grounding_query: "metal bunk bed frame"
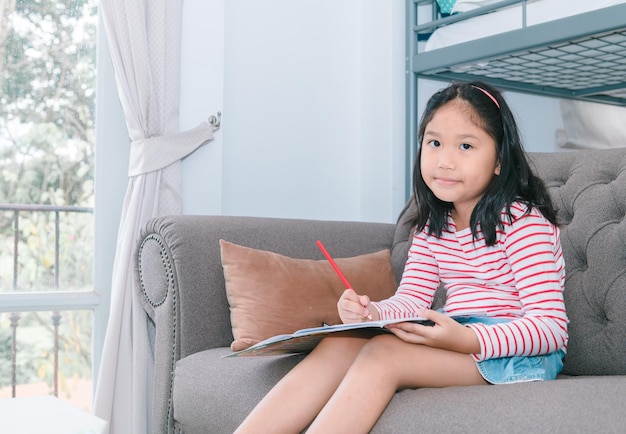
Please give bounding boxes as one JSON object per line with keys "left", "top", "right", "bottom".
{"left": 404, "top": 0, "right": 626, "bottom": 196}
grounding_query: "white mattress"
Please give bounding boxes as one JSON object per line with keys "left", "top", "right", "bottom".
{"left": 425, "top": 0, "right": 626, "bottom": 51}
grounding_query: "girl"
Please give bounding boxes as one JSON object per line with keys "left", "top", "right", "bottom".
{"left": 235, "top": 81, "right": 568, "bottom": 434}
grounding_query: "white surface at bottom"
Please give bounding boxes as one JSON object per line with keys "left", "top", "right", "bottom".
{"left": 0, "top": 396, "right": 107, "bottom": 434}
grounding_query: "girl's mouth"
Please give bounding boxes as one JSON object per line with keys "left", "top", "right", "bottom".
{"left": 434, "top": 177, "right": 459, "bottom": 186}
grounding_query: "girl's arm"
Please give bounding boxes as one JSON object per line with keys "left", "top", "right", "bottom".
{"left": 466, "top": 208, "right": 569, "bottom": 362}
{"left": 371, "top": 230, "right": 440, "bottom": 319}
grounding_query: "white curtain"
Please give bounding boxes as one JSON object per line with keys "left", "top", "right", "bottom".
{"left": 93, "top": 1, "right": 215, "bottom": 433}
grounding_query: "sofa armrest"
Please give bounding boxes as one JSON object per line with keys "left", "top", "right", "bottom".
{"left": 135, "top": 214, "right": 397, "bottom": 433}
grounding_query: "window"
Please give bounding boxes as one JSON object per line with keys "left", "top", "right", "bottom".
{"left": 0, "top": 0, "right": 99, "bottom": 412}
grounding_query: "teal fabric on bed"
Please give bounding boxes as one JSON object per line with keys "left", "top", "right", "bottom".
{"left": 437, "top": 0, "right": 457, "bottom": 14}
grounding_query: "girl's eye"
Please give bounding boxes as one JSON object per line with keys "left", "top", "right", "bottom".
{"left": 428, "top": 140, "right": 441, "bottom": 148}
{"left": 460, "top": 143, "right": 472, "bottom": 150}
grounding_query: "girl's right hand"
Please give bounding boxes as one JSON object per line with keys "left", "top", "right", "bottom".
{"left": 337, "top": 289, "right": 378, "bottom": 324}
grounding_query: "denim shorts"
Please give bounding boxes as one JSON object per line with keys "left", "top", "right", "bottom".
{"left": 455, "top": 316, "right": 565, "bottom": 385}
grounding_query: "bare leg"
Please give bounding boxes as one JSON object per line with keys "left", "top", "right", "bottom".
{"left": 234, "top": 332, "right": 374, "bottom": 434}
{"left": 306, "top": 333, "right": 487, "bottom": 434}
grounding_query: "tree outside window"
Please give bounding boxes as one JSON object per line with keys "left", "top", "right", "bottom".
{"left": 0, "top": 0, "right": 98, "bottom": 410}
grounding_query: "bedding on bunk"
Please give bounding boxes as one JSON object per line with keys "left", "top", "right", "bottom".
{"left": 435, "top": 0, "right": 458, "bottom": 15}
{"left": 450, "top": 0, "right": 512, "bottom": 14}
{"left": 557, "top": 100, "right": 626, "bottom": 150}
{"left": 425, "top": 0, "right": 626, "bottom": 51}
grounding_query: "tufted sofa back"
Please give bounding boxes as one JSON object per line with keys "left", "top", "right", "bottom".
{"left": 392, "top": 148, "right": 626, "bottom": 376}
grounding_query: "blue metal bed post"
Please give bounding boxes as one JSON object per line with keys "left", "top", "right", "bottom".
{"left": 406, "top": 0, "right": 440, "bottom": 200}
{"left": 405, "top": 0, "right": 417, "bottom": 201}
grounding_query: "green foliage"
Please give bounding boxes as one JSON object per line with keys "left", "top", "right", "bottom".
{"left": 1, "top": 0, "right": 96, "bottom": 207}
{"left": 1, "top": 0, "right": 96, "bottom": 289}
{"left": 0, "top": 310, "right": 92, "bottom": 390}
{"left": 0, "top": 0, "right": 98, "bottom": 398}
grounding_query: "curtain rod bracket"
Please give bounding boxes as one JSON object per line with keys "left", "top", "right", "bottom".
{"left": 208, "top": 111, "right": 222, "bottom": 130}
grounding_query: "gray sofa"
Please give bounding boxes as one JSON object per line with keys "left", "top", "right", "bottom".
{"left": 136, "top": 148, "right": 626, "bottom": 433}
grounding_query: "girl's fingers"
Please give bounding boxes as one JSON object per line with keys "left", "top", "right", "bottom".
{"left": 418, "top": 308, "right": 452, "bottom": 325}
{"left": 386, "top": 324, "right": 429, "bottom": 344}
{"left": 359, "top": 295, "right": 372, "bottom": 320}
{"left": 338, "top": 289, "right": 372, "bottom": 321}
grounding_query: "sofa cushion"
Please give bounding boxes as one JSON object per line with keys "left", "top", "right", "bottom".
{"left": 173, "top": 348, "right": 626, "bottom": 433}
{"left": 220, "top": 240, "right": 398, "bottom": 351}
{"left": 528, "top": 149, "right": 626, "bottom": 375}
{"left": 173, "top": 348, "right": 304, "bottom": 433}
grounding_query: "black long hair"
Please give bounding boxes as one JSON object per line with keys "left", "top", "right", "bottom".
{"left": 411, "top": 81, "right": 557, "bottom": 246}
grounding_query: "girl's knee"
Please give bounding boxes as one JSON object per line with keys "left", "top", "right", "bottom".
{"left": 311, "top": 333, "right": 370, "bottom": 363}
{"left": 349, "top": 335, "right": 409, "bottom": 387}
{"left": 357, "top": 334, "right": 429, "bottom": 368}
{"left": 358, "top": 334, "right": 401, "bottom": 360}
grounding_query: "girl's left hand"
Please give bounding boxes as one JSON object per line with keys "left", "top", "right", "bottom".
{"left": 386, "top": 309, "right": 480, "bottom": 354}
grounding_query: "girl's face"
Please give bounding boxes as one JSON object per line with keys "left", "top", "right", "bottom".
{"left": 420, "top": 100, "right": 501, "bottom": 218}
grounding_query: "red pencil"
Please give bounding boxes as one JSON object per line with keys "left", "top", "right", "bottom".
{"left": 316, "top": 240, "right": 352, "bottom": 288}
{"left": 316, "top": 240, "right": 372, "bottom": 321}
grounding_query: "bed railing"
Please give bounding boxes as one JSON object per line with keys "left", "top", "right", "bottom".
{"left": 414, "top": 0, "right": 528, "bottom": 38}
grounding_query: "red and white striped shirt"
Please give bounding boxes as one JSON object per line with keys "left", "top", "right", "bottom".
{"left": 373, "top": 202, "right": 568, "bottom": 362}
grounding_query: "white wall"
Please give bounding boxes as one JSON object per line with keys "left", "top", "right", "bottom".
{"left": 180, "top": 0, "right": 407, "bottom": 223}
{"left": 180, "top": 0, "right": 225, "bottom": 217}
{"left": 506, "top": 91, "right": 563, "bottom": 153}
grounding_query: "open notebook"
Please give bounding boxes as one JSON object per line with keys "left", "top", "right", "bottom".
{"left": 226, "top": 317, "right": 434, "bottom": 357}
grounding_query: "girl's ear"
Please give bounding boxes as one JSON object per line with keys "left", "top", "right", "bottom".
{"left": 494, "top": 162, "right": 501, "bottom": 176}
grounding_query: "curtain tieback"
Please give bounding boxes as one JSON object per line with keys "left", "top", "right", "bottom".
{"left": 128, "top": 122, "right": 215, "bottom": 177}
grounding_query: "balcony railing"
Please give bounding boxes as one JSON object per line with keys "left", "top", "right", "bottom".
{"left": 0, "top": 204, "right": 99, "bottom": 408}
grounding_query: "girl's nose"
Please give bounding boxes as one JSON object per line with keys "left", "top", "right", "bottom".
{"left": 437, "top": 148, "right": 454, "bottom": 169}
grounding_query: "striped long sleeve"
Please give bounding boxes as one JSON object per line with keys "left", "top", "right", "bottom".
{"left": 372, "top": 203, "right": 568, "bottom": 362}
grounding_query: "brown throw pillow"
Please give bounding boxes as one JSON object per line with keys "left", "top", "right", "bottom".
{"left": 219, "top": 240, "right": 398, "bottom": 352}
